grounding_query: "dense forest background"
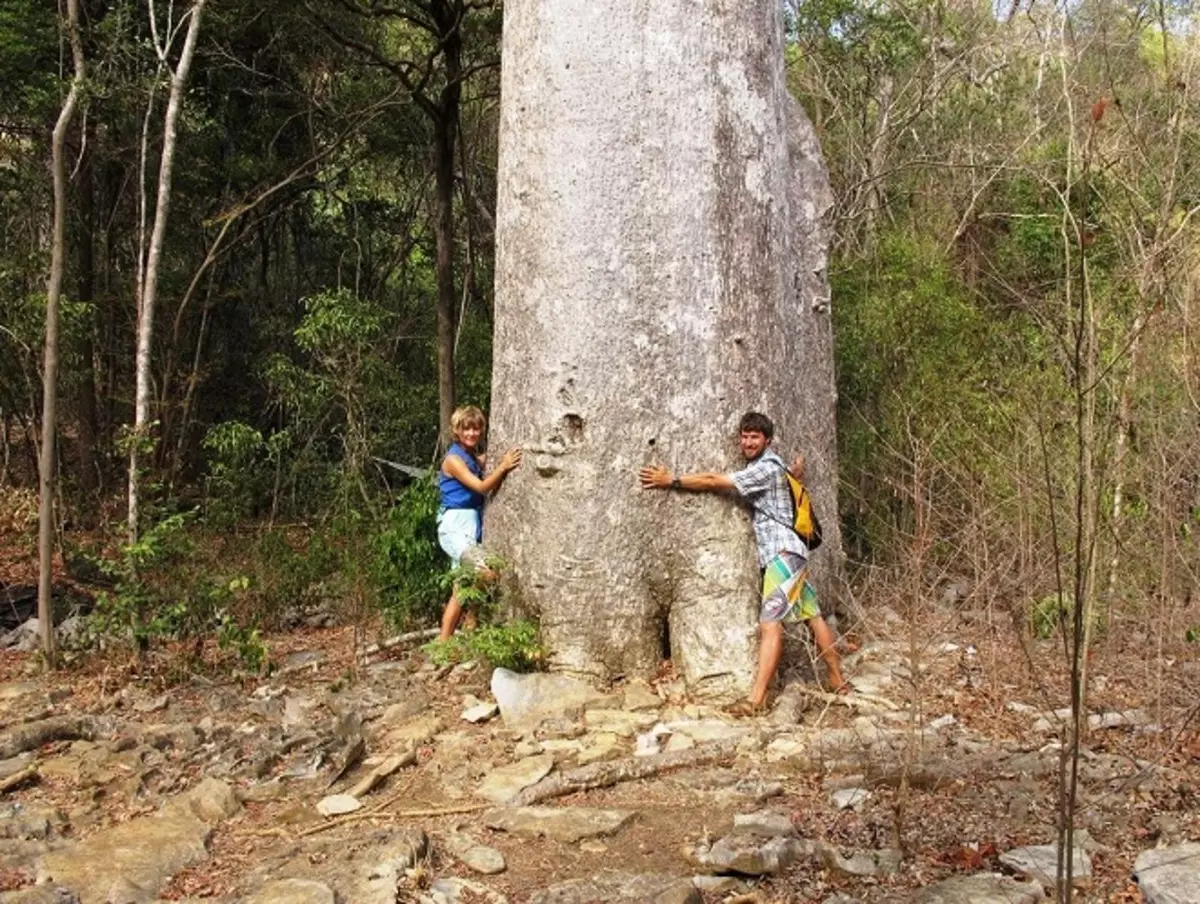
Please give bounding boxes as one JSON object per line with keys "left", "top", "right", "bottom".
{"left": 2, "top": 0, "right": 1197, "bottom": 663}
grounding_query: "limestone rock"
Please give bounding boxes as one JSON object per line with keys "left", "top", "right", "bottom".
{"left": 528, "top": 871, "right": 699, "bottom": 904}
{"left": 462, "top": 703, "right": 500, "bottom": 724}
{"left": 732, "top": 810, "right": 795, "bottom": 838}
{"left": 348, "top": 749, "right": 416, "bottom": 798}
{"left": 37, "top": 795, "right": 215, "bottom": 898}
{"left": 382, "top": 714, "right": 443, "bottom": 748}
{"left": 576, "top": 733, "right": 622, "bottom": 765}
{"left": 661, "top": 720, "right": 750, "bottom": 744}
{"left": 476, "top": 754, "right": 554, "bottom": 804}
{"left": 419, "top": 877, "right": 508, "bottom": 904}
{"left": 315, "top": 794, "right": 361, "bottom": 817}
{"left": 245, "top": 879, "right": 336, "bottom": 904}
{"left": 914, "top": 873, "right": 1045, "bottom": 904}
{"left": 0, "top": 887, "right": 81, "bottom": 903}
{"left": 490, "top": 669, "right": 609, "bottom": 733}
{"left": 999, "top": 844, "right": 1091, "bottom": 888}
{"left": 831, "top": 788, "right": 871, "bottom": 811}
{"left": 379, "top": 689, "right": 431, "bottom": 726}
{"left": 1134, "top": 842, "right": 1200, "bottom": 904}
{"left": 764, "top": 731, "right": 812, "bottom": 763}
{"left": 663, "top": 733, "right": 695, "bottom": 753}
{"left": 484, "top": 806, "right": 637, "bottom": 843}
{"left": 169, "top": 777, "right": 242, "bottom": 823}
{"left": 447, "top": 833, "right": 507, "bottom": 875}
{"left": 818, "top": 842, "right": 902, "bottom": 877}
{"left": 622, "top": 681, "right": 662, "bottom": 712}
{"left": 685, "top": 833, "right": 815, "bottom": 876}
{"left": 584, "top": 709, "right": 657, "bottom": 738}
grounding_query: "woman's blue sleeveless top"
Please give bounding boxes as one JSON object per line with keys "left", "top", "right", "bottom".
{"left": 438, "top": 443, "right": 484, "bottom": 511}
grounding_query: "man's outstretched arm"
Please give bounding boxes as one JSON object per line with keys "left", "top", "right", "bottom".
{"left": 639, "top": 465, "right": 735, "bottom": 493}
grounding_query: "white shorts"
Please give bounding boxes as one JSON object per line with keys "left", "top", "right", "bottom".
{"left": 437, "top": 508, "right": 484, "bottom": 568}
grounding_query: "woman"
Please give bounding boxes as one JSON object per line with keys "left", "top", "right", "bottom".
{"left": 437, "top": 405, "right": 521, "bottom": 640}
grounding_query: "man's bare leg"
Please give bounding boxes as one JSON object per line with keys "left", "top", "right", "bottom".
{"left": 439, "top": 591, "right": 463, "bottom": 642}
{"left": 808, "top": 615, "right": 847, "bottom": 691}
{"left": 749, "top": 620, "right": 785, "bottom": 707}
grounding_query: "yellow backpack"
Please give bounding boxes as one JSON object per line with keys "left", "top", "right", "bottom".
{"left": 784, "top": 471, "right": 823, "bottom": 551}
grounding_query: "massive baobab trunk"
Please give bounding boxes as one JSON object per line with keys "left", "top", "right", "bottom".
{"left": 487, "top": 1, "right": 838, "bottom": 698}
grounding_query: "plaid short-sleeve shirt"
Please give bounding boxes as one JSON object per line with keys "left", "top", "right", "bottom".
{"left": 729, "top": 448, "right": 808, "bottom": 567}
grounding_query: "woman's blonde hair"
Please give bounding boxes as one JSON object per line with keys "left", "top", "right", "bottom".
{"left": 451, "top": 405, "right": 486, "bottom": 439}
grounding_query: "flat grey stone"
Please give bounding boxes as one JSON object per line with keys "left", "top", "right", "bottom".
{"left": 36, "top": 780, "right": 239, "bottom": 898}
{"left": 462, "top": 703, "right": 500, "bottom": 724}
{"left": 999, "top": 843, "right": 1091, "bottom": 888}
{"left": 528, "top": 871, "right": 698, "bottom": 904}
{"left": 622, "top": 681, "right": 662, "bottom": 712}
{"left": 831, "top": 788, "right": 870, "bottom": 811}
{"left": 819, "top": 842, "right": 902, "bottom": 877}
{"left": 242, "top": 883, "right": 333, "bottom": 902}
{"left": 1134, "top": 842, "right": 1200, "bottom": 904}
{"left": 732, "top": 810, "right": 795, "bottom": 837}
{"left": 914, "top": 873, "right": 1045, "bottom": 904}
{"left": 491, "top": 669, "right": 610, "bottom": 733}
{"left": 686, "top": 832, "right": 815, "bottom": 875}
{"left": 315, "top": 793, "right": 361, "bottom": 816}
{"left": 420, "top": 877, "right": 508, "bottom": 904}
{"left": 245, "top": 879, "right": 336, "bottom": 904}
{"left": 484, "top": 806, "right": 637, "bottom": 843}
{"left": 447, "top": 833, "right": 506, "bottom": 875}
{"left": 476, "top": 754, "right": 554, "bottom": 804}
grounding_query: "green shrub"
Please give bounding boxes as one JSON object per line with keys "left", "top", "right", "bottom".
{"left": 1029, "top": 592, "right": 1106, "bottom": 641}
{"left": 372, "top": 477, "right": 447, "bottom": 628}
{"left": 425, "top": 619, "right": 544, "bottom": 672}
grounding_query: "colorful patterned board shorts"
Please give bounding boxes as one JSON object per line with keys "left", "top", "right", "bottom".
{"left": 760, "top": 551, "right": 821, "bottom": 624}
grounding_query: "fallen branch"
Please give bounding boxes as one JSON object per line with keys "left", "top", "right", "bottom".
{"left": 357, "top": 628, "right": 439, "bottom": 661}
{"left": 510, "top": 738, "right": 742, "bottom": 806}
{"left": 0, "top": 765, "right": 39, "bottom": 793}
{"left": 0, "top": 715, "right": 108, "bottom": 759}
{"left": 797, "top": 686, "right": 900, "bottom": 712}
{"left": 297, "top": 802, "right": 487, "bottom": 837}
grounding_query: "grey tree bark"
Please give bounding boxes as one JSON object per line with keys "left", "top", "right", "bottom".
{"left": 487, "top": 0, "right": 840, "bottom": 698}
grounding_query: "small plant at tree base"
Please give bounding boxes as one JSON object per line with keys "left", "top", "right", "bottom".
{"left": 1029, "top": 592, "right": 1106, "bottom": 641}
{"left": 424, "top": 619, "right": 544, "bottom": 672}
{"left": 216, "top": 610, "right": 269, "bottom": 674}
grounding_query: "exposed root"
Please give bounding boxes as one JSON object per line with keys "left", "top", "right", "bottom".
{"left": 511, "top": 738, "right": 742, "bottom": 806}
{"left": 0, "top": 715, "right": 110, "bottom": 759}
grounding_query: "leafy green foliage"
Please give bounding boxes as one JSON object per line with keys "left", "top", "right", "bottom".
{"left": 425, "top": 620, "right": 544, "bottom": 672}
{"left": 372, "top": 477, "right": 447, "bottom": 628}
{"left": 1029, "top": 593, "right": 1106, "bottom": 642}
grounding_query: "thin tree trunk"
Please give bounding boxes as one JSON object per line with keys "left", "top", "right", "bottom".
{"left": 433, "top": 105, "right": 458, "bottom": 447}
{"left": 128, "top": 0, "right": 207, "bottom": 543}
{"left": 75, "top": 119, "right": 100, "bottom": 504}
{"left": 39, "top": 0, "right": 86, "bottom": 667}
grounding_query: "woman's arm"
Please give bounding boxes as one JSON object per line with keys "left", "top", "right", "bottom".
{"left": 443, "top": 448, "right": 522, "bottom": 495}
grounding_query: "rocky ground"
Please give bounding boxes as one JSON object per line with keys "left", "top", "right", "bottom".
{"left": 0, "top": 601, "right": 1197, "bottom": 904}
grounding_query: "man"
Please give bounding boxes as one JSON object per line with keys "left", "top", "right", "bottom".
{"left": 639, "top": 411, "right": 848, "bottom": 714}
